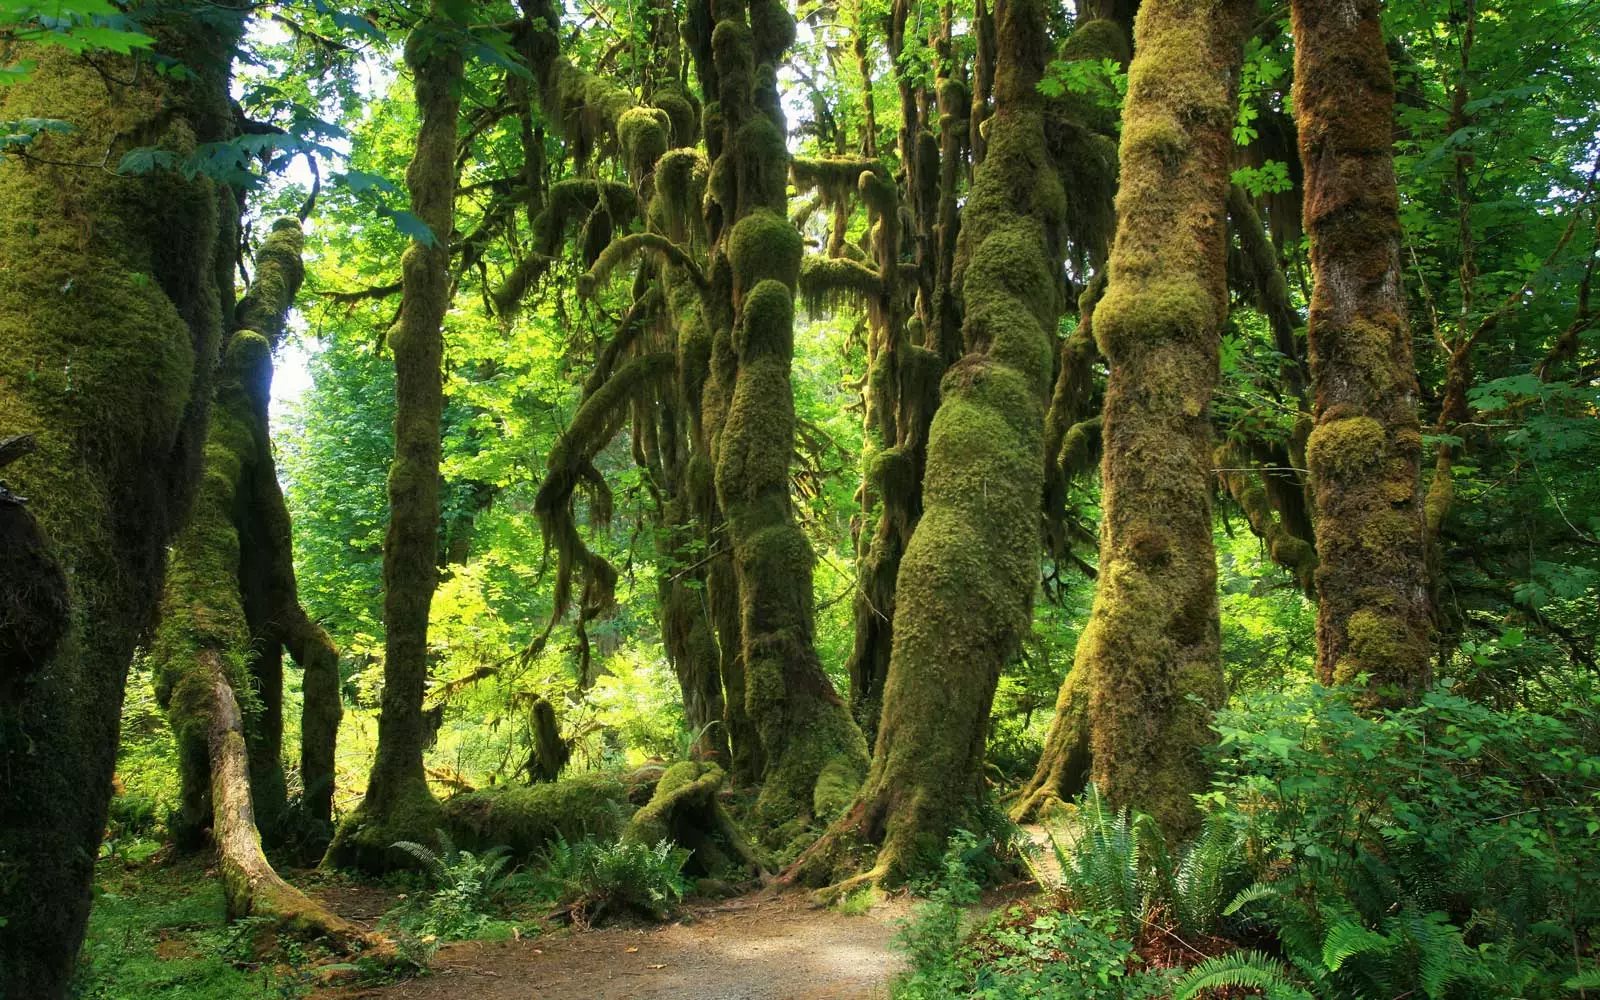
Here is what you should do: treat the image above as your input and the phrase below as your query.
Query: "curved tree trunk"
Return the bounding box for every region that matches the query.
[1071,0,1249,837]
[791,0,1064,886]
[1291,0,1431,706]
[703,0,870,838]
[328,7,463,870]
[0,21,241,996]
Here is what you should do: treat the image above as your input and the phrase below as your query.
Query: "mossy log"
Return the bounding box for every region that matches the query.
[623,761,764,877]
[1291,0,1431,706]
[442,774,631,857]
[0,24,240,996]
[791,0,1064,888]
[1071,0,1250,837]
[328,8,462,872]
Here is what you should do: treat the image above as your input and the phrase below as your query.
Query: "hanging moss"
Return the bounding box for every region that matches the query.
[1216,443,1317,595]
[619,106,672,183]
[790,156,883,209]
[236,219,305,347]
[798,256,883,317]
[492,179,638,318]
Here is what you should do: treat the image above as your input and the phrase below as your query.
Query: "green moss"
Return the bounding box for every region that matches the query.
[798,255,882,317]
[727,209,802,293]
[618,106,670,181]
[649,85,699,147]
[443,774,629,858]
[1306,415,1387,481]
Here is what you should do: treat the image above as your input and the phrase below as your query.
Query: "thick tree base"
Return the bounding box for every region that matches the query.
[625,761,764,878]
[323,782,448,874]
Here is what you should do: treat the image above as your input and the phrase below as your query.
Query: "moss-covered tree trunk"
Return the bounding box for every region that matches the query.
[1291,0,1431,705]
[327,8,463,870]
[1069,0,1249,836]
[154,335,375,945]
[0,19,241,996]
[791,0,1065,886]
[702,0,870,840]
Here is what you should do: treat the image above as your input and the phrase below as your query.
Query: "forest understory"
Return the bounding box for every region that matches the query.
[2,0,1598,998]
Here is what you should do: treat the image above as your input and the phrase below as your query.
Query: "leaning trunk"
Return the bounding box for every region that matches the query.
[792,0,1064,886]
[1072,0,1249,836]
[1291,0,1431,705]
[327,8,463,869]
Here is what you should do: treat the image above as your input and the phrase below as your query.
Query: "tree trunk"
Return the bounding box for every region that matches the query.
[1071,0,1249,836]
[0,20,240,995]
[704,0,870,838]
[327,8,463,870]
[1291,0,1431,706]
[791,0,1064,886]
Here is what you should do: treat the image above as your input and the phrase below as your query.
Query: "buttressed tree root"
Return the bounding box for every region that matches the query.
[1063,0,1250,837]
[1291,0,1431,707]
[790,0,1065,889]
[0,24,241,997]
[327,6,464,872]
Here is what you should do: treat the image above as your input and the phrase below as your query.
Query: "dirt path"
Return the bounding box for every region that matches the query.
[315,890,910,1000]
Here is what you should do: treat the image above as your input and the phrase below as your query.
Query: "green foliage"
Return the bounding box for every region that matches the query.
[73,860,313,1000]
[0,2,152,88]
[533,836,690,923]
[387,830,519,940]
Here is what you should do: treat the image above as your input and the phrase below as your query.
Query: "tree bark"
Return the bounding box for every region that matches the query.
[327,7,463,870]
[0,19,240,995]
[1071,0,1249,836]
[1291,0,1431,706]
[791,0,1064,886]
[704,0,870,837]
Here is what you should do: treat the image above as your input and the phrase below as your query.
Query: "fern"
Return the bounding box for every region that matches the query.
[1172,950,1313,1000]
[1564,968,1600,990]
[1320,917,1394,972]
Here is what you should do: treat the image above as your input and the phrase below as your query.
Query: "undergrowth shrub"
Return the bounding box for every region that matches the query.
[897,682,1600,1000]
[534,835,690,924]
[387,830,523,940]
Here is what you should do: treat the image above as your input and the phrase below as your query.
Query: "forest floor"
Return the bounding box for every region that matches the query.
[312,887,913,1000]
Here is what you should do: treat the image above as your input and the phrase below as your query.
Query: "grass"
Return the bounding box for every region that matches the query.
[74,854,317,1000]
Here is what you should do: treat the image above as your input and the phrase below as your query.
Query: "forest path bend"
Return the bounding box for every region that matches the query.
[317,889,910,1000]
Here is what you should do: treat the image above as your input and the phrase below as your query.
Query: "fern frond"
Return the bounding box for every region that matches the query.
[1564,968,1600,989]
[391,839,449,885]
[1321,917,1395,972]
[1225,880,1285,916]
[1173,950,1312,1000]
